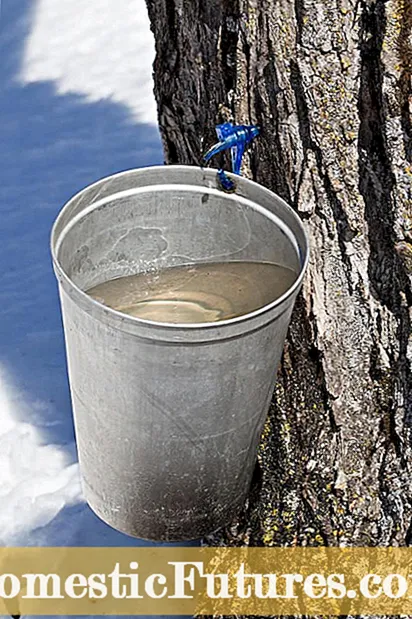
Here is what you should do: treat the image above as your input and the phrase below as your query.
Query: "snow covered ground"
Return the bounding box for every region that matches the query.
[0,0,167,553]
[19,0,158,125]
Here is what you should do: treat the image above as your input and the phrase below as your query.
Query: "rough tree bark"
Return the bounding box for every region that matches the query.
[145,0,412,568]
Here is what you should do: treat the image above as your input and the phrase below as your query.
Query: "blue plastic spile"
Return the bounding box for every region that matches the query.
[203,122,260,175]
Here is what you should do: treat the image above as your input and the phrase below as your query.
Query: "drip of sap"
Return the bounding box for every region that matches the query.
[86,261,298,324]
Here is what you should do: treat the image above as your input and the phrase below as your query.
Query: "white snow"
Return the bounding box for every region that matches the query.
[19,0,158,125]
[0,365,82,544]
[1,0,161,552]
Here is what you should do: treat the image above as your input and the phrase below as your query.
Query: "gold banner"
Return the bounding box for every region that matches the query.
[1,547,412,615]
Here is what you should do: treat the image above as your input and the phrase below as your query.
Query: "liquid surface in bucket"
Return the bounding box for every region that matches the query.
[86,261,297,324]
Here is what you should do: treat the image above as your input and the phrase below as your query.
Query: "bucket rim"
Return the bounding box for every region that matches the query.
[51,165,310,332]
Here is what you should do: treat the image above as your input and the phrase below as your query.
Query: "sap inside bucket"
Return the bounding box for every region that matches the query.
[85,260,299,325]
[51,166,308,541]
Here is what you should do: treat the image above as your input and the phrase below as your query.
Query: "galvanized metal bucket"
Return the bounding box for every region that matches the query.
[51,165,309,541]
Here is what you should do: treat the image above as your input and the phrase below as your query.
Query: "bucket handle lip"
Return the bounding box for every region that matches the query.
[51,166,310,333]
[52,183,300,258]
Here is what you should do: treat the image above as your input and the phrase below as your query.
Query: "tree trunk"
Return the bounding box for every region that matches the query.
[145,0,412,558]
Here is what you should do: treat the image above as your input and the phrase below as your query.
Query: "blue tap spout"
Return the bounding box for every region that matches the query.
[202,122,260,176]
